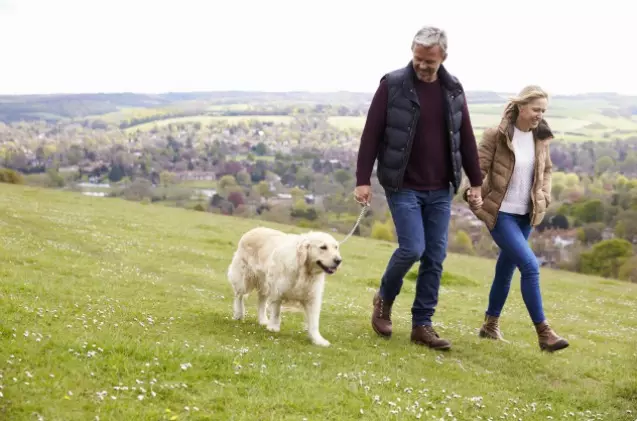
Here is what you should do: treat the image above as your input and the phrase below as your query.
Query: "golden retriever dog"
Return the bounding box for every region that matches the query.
[227,227,342,346]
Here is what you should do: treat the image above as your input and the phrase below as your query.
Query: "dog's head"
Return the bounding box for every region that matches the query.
[297,231,342,275]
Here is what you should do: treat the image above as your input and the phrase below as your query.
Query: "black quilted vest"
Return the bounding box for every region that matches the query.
[375,62,466,193]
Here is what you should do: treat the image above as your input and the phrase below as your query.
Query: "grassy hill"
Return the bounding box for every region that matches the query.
[0,184,636,420]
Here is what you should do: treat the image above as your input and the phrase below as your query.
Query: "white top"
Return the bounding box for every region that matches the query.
[500,126,536,215]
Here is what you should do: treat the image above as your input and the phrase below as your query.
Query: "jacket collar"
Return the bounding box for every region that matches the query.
[497,110,554,142]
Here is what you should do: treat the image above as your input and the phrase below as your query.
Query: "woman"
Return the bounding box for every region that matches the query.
[462,85,569,352]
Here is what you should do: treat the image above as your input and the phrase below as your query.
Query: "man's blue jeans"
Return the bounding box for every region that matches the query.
[487,211,546,324]
[379,187,452,327]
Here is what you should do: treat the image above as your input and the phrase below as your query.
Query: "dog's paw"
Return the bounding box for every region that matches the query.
[233,312,245,320]
[258,318,269,326]
[266,324,280,333]
[311,336,331,347]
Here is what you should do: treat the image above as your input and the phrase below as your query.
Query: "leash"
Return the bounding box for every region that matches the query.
[338,198,370,245]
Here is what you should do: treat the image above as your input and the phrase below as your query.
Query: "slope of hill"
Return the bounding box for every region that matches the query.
[0,184,636,420]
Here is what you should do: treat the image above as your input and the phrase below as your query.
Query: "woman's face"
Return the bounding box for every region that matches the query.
[519,97,548,129]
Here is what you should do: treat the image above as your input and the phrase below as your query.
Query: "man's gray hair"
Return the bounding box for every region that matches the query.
[411,26,448,57]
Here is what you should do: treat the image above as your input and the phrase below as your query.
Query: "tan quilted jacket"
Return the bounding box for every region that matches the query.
[461,111,554,231]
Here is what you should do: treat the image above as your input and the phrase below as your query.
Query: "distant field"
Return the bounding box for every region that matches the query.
[125,115,293,132]
[85,105,201,124]
[329,114,613,132]
[207,104,251,111]
[327,116,369,130]
[85,107,163,123]
[328,115,595,132]
[328,109,637,143]
[176,180,218,189]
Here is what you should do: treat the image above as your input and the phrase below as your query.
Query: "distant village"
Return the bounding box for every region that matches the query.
[63,151,586,271]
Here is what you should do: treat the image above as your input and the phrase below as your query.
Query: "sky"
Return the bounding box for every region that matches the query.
[0,0,635,96]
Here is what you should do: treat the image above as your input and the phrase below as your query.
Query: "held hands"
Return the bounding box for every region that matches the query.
[467,186,483,210]
[354,185,372,206]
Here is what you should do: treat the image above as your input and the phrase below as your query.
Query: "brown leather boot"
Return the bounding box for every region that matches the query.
[535,321,569,352]
[371,292,393,338]
[479,314,508,341]
[410,325,451,350]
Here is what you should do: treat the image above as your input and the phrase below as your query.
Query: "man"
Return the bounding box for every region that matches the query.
[354,26,483,351]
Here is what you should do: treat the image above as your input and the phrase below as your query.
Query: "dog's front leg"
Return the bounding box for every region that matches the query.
[257,292,269,326]
[266,299,282,332]
[304,297,330,347]
[233,294,245,320]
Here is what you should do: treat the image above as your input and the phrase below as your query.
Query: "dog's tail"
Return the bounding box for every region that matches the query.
[227,251,240,284]
[227,251,252,295]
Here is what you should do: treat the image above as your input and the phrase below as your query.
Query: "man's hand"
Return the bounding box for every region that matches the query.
[467,186,482,210]
[354,185,372,205]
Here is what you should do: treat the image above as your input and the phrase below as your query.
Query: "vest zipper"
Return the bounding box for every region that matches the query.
[445,91,460,192]
[394,100,419,191]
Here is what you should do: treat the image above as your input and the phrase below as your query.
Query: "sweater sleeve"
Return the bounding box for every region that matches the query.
[460,126,497,201]
[355,79,388,187]
[459,97,483,187]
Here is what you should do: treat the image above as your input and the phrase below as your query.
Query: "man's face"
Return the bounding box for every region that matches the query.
[412,44,445,82]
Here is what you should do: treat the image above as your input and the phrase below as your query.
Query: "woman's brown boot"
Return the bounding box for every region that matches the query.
[535,321,569,352]
[479,314,507,341]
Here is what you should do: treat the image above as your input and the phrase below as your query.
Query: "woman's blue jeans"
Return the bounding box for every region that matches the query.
[487,211,546,324]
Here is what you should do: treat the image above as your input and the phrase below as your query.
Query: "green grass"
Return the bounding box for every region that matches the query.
[125,115,293,132]
[1,183,636,420]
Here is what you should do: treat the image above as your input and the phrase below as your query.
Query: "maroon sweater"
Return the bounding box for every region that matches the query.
[355,77,483,190]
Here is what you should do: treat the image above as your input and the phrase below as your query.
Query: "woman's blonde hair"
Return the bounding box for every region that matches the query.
[503,85,549,122]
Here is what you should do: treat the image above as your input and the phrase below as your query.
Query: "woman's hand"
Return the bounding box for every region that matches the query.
[467,186,483,210]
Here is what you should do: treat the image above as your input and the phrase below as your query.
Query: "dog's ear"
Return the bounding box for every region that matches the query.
[296,238,310,267]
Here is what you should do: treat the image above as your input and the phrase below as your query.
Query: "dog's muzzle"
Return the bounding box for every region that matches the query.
[318,259,341,274]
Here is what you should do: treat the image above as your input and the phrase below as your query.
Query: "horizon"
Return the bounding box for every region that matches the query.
[1,0,636,96]
[2,89,636,99]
